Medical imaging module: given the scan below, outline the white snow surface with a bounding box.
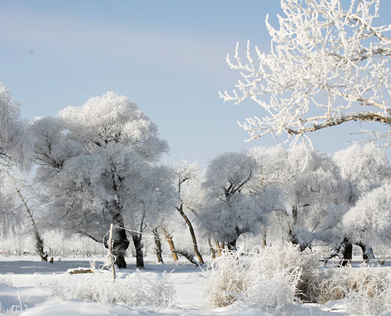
[0,255,359,315]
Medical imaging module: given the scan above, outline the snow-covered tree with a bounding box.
[0,84,46,259]
[200,151,260,250]
[329,144,391,263]
[0,83,30,169]
[221,0,391,146]
[343,182,391,248]
[32,92,169,268]
[334,143,390,204]
[250,145,343,249]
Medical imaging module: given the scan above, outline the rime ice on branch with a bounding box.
[220,0,391,146]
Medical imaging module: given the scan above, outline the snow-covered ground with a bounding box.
[0,254,383,316]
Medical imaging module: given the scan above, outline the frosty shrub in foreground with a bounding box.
[318,266,391,316]
[206,250,249,308]
[206,243,323,313]
[51,271,176,309]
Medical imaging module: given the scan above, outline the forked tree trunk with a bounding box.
[161,226,178,261]
[132,234,144,269]
[176,204,204,264]
[153,227,164,263]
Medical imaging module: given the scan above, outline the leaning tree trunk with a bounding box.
[161,226,178,261]
[176,204,204,264]
[153,227,164,263]
[132,234,144,269]
[6,171,48,261]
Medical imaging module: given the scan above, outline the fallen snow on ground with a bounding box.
[0,255,374,315]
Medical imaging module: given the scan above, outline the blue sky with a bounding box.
[2,0,391,166]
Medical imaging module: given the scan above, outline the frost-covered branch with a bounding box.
[221,0,391,145]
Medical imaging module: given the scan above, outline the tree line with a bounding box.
[0,84,390,268]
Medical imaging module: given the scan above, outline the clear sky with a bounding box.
[2,0,391,166]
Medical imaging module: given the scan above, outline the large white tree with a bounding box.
[221,0,391,146]
[32,92,169,268]
[250,145,343,249]
[343,181,391,248]
[330,143,391,262]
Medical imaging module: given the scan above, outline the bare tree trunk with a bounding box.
[132,234,144,269]
[339,238,353,267]
[356,242,375,263]
[208,237,216,260]
[215,240,222,256]
[104,211,129,268]
[262,227,267,248]
[5,171,47,261]
[176,204,204,264]
[153,227,164,263]
[161,226,178,261]
[290,205,299,246]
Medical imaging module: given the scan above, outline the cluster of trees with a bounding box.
[1,80,390,269]
[1,0,391,269]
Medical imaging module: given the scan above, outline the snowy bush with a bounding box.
[206,250,249,308]
[318,266,391,315]
[51,271,176,309]
[206,243,323,313]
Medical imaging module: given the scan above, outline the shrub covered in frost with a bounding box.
[206,250,249,308]
[51,271,176,309]
[318,266,391,315]
[206,243,323,313]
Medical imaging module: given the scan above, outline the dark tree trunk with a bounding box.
[292,205,298,226]
[176,204,204,264]
[289,205,300,246]
[132,234,144,269]
[262,227,267,248]
[339,238,353,267]
[356,242,375,263]
[227,239,237,251]
[104,212,129,268]
[161,226,178,261]
[35,231,48,261]
[153,228,164,263]
[111,226,129,268]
